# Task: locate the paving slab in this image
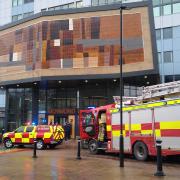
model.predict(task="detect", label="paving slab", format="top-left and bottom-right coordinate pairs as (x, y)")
top-left (0, 140), bottom-right (179, 180)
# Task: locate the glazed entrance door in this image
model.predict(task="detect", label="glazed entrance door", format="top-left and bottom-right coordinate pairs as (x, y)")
top-left (54, 115), bottom-right (67, 126)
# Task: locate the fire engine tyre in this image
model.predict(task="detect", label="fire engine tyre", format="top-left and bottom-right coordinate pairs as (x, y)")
top-left (36, 139), bottom-right (45, 150)
top-left (88, 139), bottom-right (99, 154)
top-left (133, 141), bottom-right (148, 161)
top-left (4, 138), bottom-right (14, 149)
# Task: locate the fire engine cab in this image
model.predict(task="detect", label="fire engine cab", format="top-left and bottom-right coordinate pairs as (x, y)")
top-left (80, 81), bottom-right (180, 161)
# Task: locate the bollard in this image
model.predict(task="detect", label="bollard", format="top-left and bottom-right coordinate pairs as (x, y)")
top-left (33, 138), bottom-right (38, 158)
top-left (76, 138), bottom-right (81, 160)
top-left (154, 139), bottom-right (165, 176)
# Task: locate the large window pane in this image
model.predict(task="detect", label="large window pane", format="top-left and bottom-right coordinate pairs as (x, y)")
top-left (163, 27), bottom-right (172, 39)
top-left (99, 0), bottom-right (107, 5)
top-left (164, 51), bottom-right (173, 63)
top-left (153, 7), bottom-right (161, 17)
top-left (173, 3), bottom-right (180, 13)
top-left (68, 3), bottom-right (75, 8)
top-left (92, 0), bottom-right (99, 6)
top-left (163, 4), bottom-right (172, 15)
top-left (156, 29), bottom-right (161, 40)
top-left (76, 1), bottom-right (83, 8)
top-left (12, 0), bottom-right (18, 7)
top-left (18, 0), bottom-right (23, 5)
top-left (108, 0), bottom-right (115, 4)
top-left (24, 0), bottom-right (34, 3)
top-left (162, 0), bottom-right (172, 4)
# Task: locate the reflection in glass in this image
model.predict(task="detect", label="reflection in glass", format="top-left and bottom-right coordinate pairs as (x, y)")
top-left (163, 5), bottom-right (172, 15)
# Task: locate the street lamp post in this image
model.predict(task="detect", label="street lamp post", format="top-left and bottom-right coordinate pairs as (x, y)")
top-left (119, 4), bottom-right (127, 168)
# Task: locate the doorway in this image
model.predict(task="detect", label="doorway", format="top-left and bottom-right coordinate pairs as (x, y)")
top-left (54, 115), bottom-right (67, 126)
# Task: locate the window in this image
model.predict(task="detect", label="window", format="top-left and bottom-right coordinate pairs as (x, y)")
top-left (162, 0), bottom-right (172, 4)
top-left (48, 7), bottom-right (55, 11)
top-left (164, 51), bottom-right (173, 63)
top-left (12, 0), bottom-right (18, 7)
top-left (41, 8), bottom-right (47, 12)
top-left (76, 1), bottom-right (83, 8)
top-left (158, 52), bottom-right (162, 63)
top-left (61, 4), bottom-right (69, 9)
top-left (15, 126), bottom-right (25, 133)
top-left (92, 0), bottom-right (99, 6)
top-left (173, 3), bottom-right (180, 13)
top-left (26, 126), bottom-right (34, 132)
top-left (24, 0), bottom-right (34, 3)
top-left (12, 14), bottom-right (23, 22)
top-left (156, 29), bottom-right (161, 40)
top-left (18, 0), bottom-right (23, 5)
top-left (108, 0), bottom-right (115, 4)
top-left (163, 4), bottom-right (172, 15)
top-left (163, 27), bottom-right (172, 39)
top-left (68, 3), bottom-right (75, 8)
top-left (153, 7), bottom-right (161, 17)
top-left (99, 0), bottom-right (107, 5)
top-left (153, 0), bottom-right (161, 6)
top-left (23, 11), bottom-right (34, 18)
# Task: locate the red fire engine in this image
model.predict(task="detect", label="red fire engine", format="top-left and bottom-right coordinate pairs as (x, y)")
top-left (80, 98), bottom-right (180, 161)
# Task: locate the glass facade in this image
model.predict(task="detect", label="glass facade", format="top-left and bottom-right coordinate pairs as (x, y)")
top-left (7, 88), bottom-right (32, 131)
top-left (153, 0), bottom-right (180, 16)
top-left (5, 82), bottom-right (142, 131)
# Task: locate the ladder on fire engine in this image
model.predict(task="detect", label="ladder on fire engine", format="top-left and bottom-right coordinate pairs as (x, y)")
top-left (140, 80), bottom-right (180, 100)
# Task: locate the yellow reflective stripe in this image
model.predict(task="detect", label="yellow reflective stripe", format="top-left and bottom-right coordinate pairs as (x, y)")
top-left (112, 130), bottom-right (125, 137)
top-left (123, 102), bottom-right (165, 112)
top-left (141, 130), bottom-right (153, 135)
top-left (160, 121), bottom-right (180, 129)
top-left (11, 138), bottom-right (15, 142)
top-left (155, 130), bottom-right (161, 137)
top-left (23, 138), bottom-right (29, 143)
top-left (167, 99), bottom-right (180, 105)
top-left (106, 125), bottom-right (111, 131)
top-left (131, 124), bottom-right (141, 131)
top-left (110, 109), bottom-right (119, 113)
top-left (15, 133), bottom-right (22, 138)
top-left (44, 133), bottom-right (51, 138)
top-left (125, 124), bottom-right (129, 130)
top-left (111, 99), bottom-right (180, 113)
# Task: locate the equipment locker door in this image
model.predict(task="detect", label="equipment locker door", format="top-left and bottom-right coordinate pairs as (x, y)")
top-left (111, 111), bottom-right (131, 152)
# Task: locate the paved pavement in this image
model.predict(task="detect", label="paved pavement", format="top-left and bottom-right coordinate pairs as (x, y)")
top-left (0, 140), bottom-right (179, 180)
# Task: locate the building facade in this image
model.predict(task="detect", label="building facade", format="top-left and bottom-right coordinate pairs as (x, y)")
top-left (1, 0), bottom-right (180, 83)
top-left (0, 2), bottom-right (158, 135)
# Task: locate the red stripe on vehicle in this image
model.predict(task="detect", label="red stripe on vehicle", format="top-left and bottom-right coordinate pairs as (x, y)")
top-left (15, 138), bottom-right (22, 143)
top-left (44, 138), bottom-right (51, 143)
top-left (22, 133), bottom-right (29, 138)
top-left (141, 123), bottom-right (152, 130)
top-left (161, 129), bottom-right (180, 137)
top-left (131, 130), bottom-right (141, 135)
top-left (112, 125), bottom-right (125, 130)
top-left (8, 133), bottom-right (15, 138)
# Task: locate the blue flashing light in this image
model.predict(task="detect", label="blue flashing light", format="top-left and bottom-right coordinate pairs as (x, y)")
top-left (87, 106), bottom-right (96, 109)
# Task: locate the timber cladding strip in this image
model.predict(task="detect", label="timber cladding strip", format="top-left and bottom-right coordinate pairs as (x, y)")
top-left (0, 5), bottom-right (155, 83)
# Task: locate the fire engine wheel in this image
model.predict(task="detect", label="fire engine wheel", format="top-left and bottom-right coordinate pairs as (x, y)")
top-left (133, 141), bottom-right (148, 161)
top-left (4, 138), bottom-right (14, 149)
top-left (88, 140), bottom-right (98, 154)
top-left (36, 139), bottom-right (45, 150)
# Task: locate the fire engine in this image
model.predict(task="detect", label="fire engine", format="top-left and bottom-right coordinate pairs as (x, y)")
top-left (80, 81), bottom-right (180, 161)
top-left (3, 125), bottom-right (65, 150)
